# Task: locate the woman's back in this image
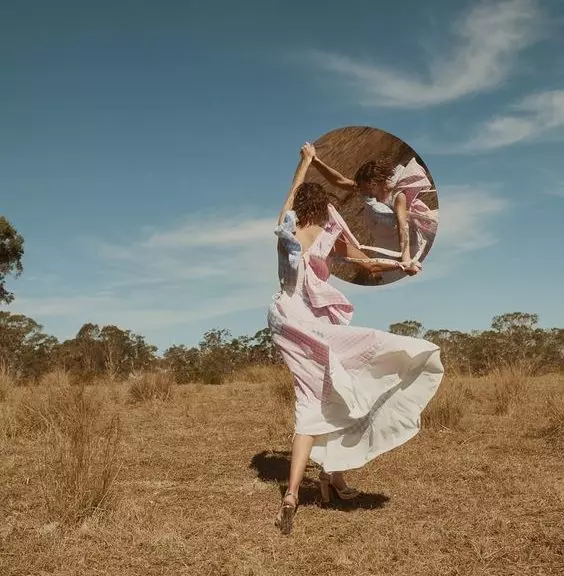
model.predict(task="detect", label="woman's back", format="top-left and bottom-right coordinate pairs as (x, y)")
top-left (294, 224), bottom-right (324, 254)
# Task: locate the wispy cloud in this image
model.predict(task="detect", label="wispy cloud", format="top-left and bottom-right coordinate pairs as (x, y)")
top-left (458, 90), bottom-right (564, 151)
top-left (308, 0), bottom-right (542, 108)
top-left (11, 189), bottom-right (509, 343)
top-left (11, 209), bottom-right (279, 344)
top-left (334, 185), bottom-right (509, 297)
top-left (435, 186), bottom-right (509, 252)
top-left (140, 215), bottom-right (274, 249)
top-left (546, 182), bottom-right (564, 198)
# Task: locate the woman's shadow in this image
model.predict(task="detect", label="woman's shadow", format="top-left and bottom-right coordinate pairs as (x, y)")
top-left (250, 450), bottom-right (390, 511)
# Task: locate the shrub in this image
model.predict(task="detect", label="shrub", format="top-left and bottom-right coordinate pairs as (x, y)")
top-left (491, 361), bottom-right (530, 415)
top-left (422, 376), bottom-right (466, 430)
top-left (128, 371), bottom-right (173, 403)
top-left (40, 385), bottom-right (122, 524)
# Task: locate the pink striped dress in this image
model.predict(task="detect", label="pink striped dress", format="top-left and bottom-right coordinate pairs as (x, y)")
top-left (267, 204), bottom-right (444, 473)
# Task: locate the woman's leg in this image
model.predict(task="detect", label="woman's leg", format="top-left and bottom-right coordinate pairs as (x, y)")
top-left (276, 433), bottom-right (315, 530)
top-left (286, 433), bottom-right (315, 498)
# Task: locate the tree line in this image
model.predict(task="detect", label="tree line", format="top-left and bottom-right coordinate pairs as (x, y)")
top-left (1, 215), bottom-right (563, 383)
top-left (1, 310), bottom-right (562, 385)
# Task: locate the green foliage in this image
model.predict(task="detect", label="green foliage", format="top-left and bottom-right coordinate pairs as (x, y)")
top-left (0, 312), bottom-right (57, 381)
top-left (389, 320), bottom-right (424, 338)
top-left (55, 323), bottom-right (158, 381)
top-left (0, 216), bottom-right (24, 304)
top-left (199, 328), bottom-right (236, 384)
top-left (0, 308), bottom-right (561, 384)
top-left (423, 313), bottom-right (563, 375)
top-left (164, 345), bottom-right (202, 384)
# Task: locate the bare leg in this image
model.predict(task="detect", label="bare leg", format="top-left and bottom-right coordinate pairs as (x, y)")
top-left (287, 433), bottom-right (315, 497)
top-left (275, 433), bottom-right (315, 532)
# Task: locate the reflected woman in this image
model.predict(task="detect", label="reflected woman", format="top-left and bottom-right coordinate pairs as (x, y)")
top-left (308, 143), bottom-right (437, 277)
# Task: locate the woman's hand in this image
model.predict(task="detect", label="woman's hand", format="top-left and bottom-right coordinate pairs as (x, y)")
top-left (301, 142), bottom-right (316, 160)
top-left (300, 142), bottom-right (316, 162)
top-left (400, 259), bottom-right (421, 276)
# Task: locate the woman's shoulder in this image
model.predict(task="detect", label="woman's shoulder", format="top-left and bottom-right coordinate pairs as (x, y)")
top-left (276, 210), bottom-right (297, 235)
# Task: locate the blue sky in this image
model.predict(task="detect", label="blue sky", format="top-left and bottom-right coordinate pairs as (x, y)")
top-left (2, 0), bottom-right (564, 351)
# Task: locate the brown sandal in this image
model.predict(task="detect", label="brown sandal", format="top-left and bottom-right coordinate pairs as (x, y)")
top-left (275, 490), bottom-right (298, 535)
top-left (319, 471), bottom-right (359, 503)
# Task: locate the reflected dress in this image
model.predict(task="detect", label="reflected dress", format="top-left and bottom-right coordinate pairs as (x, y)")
top-left (267, 204), bottom-right (444, 472)
top-left (362, 157), bottom-right (439, 283)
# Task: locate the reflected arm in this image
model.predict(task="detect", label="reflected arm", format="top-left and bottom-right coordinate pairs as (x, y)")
top-left (311, 155), bottom-right (357, 201)
top-left (394, 192), bottom-right (411, 263)
top-left (333, 238), bottom-right (404, 272)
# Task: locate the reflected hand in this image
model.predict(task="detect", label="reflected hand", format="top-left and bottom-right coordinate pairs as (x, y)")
top-left (400, 260), bottom-right (422, 276)
top-left (365, 262), bottom-right (384, 275)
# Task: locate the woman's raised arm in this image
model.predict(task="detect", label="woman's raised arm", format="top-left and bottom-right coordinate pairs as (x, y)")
top-left (308, 145), bottom-right (357, 201)
top-left (277, 144), bottom-right (315, 225)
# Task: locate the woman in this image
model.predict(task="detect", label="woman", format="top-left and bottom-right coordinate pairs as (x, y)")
top-left (268, 143), bottom-right (444, 535)
top-left (308, 144), bottom-right (438, 279)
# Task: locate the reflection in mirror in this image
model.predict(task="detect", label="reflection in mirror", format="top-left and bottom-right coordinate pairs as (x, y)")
top-left (305, 126), bottom-right (439, 286)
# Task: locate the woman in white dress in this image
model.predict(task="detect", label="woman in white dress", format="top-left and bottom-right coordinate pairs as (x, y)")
top-left (269, 144), bottom-right (444, 535)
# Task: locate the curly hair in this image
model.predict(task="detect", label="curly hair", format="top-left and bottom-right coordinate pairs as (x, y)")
top-left (354, 157), bottom-right (396, 187)
top-left (292, 182), bottom-right (329, 227)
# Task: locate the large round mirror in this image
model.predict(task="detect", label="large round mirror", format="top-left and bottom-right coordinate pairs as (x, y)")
top-left (304, 125), bottom-right (439, 286)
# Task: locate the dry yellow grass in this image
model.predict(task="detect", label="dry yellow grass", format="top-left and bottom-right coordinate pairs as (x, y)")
top-left (1, 368), bottom-right (563, 576)
top-left (1, 383), bottom-right (122, 526)
top-left (128, 371), bottom-right (174, 403)
top-left (39, 368), bottom-right (72, 389)
top-left (421, 374), bottom-right (467, 430)
top-left (539, 393), bottom-right (564, 444)
top-left (0, 366), bottom-right (14, 402)
top-left (490, 362), bottom-right (531, 415)
top-left (40, 386), bottom-right (122, 524)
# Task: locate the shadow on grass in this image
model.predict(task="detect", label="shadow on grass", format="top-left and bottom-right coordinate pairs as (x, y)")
top-left (250, 450), bottom-right (390, 511)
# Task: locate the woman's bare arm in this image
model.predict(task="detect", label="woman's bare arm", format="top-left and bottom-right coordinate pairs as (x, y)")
top-left (311, 156), bottom-right (356, 190)
top-left (333, 239), bottom-right (403, 273)
top-left (310, 151), bottom-right (357, 202)
top-left (394, 192), bottom-right (411, 263)
top-left (277, 146), bottom-right (314, 225)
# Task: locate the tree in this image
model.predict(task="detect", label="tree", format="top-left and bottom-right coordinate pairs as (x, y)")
top-left (491, 312), bottom-right (540, 367)
top-left (0, 311), bottom-right (57, 380)
top-left (163, 345), bottom-right (201, 384)
top-left (0, 216), bottom-right (24, 304)
top-left (199, 328), bottom-right (235, 384)
top-left (248, 328), bottom-right (282, 365)
top-left (54, 323), bottom-right (157, 381)
top-left (389, 320), bottom-right (424, 338)
top-left (492, 312), bottom-right (539, 333)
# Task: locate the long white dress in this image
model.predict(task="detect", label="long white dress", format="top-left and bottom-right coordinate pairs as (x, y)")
top-left (267, 204), bottom-right (444, 473)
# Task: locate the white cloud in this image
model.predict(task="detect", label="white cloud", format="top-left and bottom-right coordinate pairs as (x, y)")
top-left (308, 0), bottom-right (542, 108)
top-left (141, 215), bottom-right (274, 248)
top-left (10, 209), bottom-right (279, 343)
top-left (10, 190), bottom-right (509, 343)
top-left (394, 185), bottom-right (508, 284)
top-left (459, 90), bottom-right (564, 151)
top-left (435, 186), bottom-right (509, 252)
top-left (546, 183), bottom-right (564, 198)
top-left (329, 185), bottom-right (509, 300)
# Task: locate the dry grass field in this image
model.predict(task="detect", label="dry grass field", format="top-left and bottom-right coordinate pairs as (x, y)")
top-left (1, 366), bottom-right (563, 576)
top-left (306, 126), bottom-right (438, 285)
